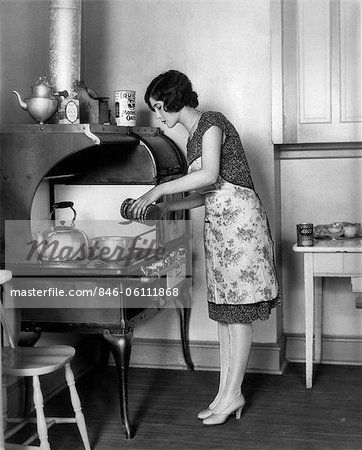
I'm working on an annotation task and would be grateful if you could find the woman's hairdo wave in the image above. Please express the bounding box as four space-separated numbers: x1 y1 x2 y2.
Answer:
144 70 199 112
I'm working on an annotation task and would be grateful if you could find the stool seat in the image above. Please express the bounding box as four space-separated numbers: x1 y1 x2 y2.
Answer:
3 345 75 377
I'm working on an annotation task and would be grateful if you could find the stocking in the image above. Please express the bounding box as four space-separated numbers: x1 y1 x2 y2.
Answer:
209 322 230 409
213 322 252 412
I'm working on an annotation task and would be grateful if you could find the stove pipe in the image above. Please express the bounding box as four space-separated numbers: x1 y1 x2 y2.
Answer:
49 0 82 95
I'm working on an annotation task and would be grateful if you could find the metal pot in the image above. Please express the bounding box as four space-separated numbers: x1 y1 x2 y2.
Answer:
33 201 89 262
13 76 68 124
89 236 136 263
89 227 156 264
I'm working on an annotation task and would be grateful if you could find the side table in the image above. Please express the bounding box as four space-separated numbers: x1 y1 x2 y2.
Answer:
293 238 362 388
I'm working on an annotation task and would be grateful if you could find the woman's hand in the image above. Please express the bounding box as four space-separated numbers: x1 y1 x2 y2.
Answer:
129 186 162 218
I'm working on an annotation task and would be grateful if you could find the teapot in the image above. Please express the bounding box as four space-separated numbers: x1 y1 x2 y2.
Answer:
34 201 89 262
13 76 68 124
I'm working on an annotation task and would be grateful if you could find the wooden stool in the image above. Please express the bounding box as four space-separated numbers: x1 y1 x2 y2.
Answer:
0 270 91 449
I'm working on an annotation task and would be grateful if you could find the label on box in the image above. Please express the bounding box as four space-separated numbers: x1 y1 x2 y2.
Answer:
65 100 78 123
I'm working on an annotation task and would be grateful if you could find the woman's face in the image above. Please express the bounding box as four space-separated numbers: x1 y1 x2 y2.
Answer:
149 97 178 128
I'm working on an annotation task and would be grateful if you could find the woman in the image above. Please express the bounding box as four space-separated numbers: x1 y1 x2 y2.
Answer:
130 70 280 425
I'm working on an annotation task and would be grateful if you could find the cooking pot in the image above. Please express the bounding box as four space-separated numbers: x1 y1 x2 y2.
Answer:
33 201 89 262
89 228 156 264
89 236 136 263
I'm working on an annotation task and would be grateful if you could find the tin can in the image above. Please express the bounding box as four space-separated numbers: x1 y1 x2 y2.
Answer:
296 223 314 246
115 90 136 126
120 198 135 220
58 96 80 124
120 198 161 225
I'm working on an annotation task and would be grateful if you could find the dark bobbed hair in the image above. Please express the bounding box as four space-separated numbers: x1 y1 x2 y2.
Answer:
144 70 199 112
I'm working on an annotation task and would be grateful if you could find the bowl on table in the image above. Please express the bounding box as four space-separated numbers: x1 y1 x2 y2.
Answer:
314 222 344 239
343 222 360 238
326 222 344 238
314 222 361 239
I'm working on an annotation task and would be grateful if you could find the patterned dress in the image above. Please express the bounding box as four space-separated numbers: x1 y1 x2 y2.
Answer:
187 111 281 323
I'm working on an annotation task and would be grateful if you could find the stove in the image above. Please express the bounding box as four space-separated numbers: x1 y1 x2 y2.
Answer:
0 124 193 439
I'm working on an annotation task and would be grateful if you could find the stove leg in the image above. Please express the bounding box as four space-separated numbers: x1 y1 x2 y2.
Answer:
97 335 111 368
174 290 194 371
17 330 42 418
103 329 134 439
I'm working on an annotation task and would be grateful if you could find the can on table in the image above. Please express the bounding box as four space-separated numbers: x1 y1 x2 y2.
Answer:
296 223 314 246
115 90 136 126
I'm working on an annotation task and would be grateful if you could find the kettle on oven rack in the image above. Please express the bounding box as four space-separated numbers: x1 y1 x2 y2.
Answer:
33 201 89 263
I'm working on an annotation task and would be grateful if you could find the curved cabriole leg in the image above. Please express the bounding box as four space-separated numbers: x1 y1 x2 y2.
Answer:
65 364 91 450
32 375 50 450
103 330 134 439
22 378 32 420
174 289 194 371
17 330 42 420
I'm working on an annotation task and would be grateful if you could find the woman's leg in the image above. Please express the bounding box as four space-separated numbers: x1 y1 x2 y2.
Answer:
213 322 252 412
209 322 230 408
197 322 230 418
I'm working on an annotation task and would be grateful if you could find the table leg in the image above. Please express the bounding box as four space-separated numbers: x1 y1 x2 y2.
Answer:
314 277 323 364
103 329 134 439
174 287 194 371
304 253 314 389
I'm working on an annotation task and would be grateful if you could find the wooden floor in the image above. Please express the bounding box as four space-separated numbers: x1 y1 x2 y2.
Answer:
9 363 362 449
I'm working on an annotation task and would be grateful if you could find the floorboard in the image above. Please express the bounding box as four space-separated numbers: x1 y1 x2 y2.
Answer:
7 363 362 449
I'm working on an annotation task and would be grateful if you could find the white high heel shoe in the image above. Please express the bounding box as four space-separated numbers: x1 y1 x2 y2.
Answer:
202 394 245 425
197 407 213 420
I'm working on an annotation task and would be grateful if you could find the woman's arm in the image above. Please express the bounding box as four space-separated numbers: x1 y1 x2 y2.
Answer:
130 125 222 217
161 192 205 213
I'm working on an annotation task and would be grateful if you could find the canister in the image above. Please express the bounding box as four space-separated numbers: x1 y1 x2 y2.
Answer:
296 223 314 246
120 198 161 225
115 90 136 126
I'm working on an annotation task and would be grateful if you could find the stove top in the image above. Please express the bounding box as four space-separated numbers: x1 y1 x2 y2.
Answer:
7 247 186 278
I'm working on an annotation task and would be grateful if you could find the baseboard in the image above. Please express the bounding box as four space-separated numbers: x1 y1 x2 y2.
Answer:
121 334 287 374
286 333 362 365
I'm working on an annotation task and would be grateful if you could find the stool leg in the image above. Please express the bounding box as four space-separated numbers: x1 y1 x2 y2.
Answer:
65 364 91 450
32 375 50 450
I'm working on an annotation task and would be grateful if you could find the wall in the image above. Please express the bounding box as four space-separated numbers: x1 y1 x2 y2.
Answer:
278 0 362 365
81 0 280 345
0 0 49 124
0 1 282 368
281 152 362 363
